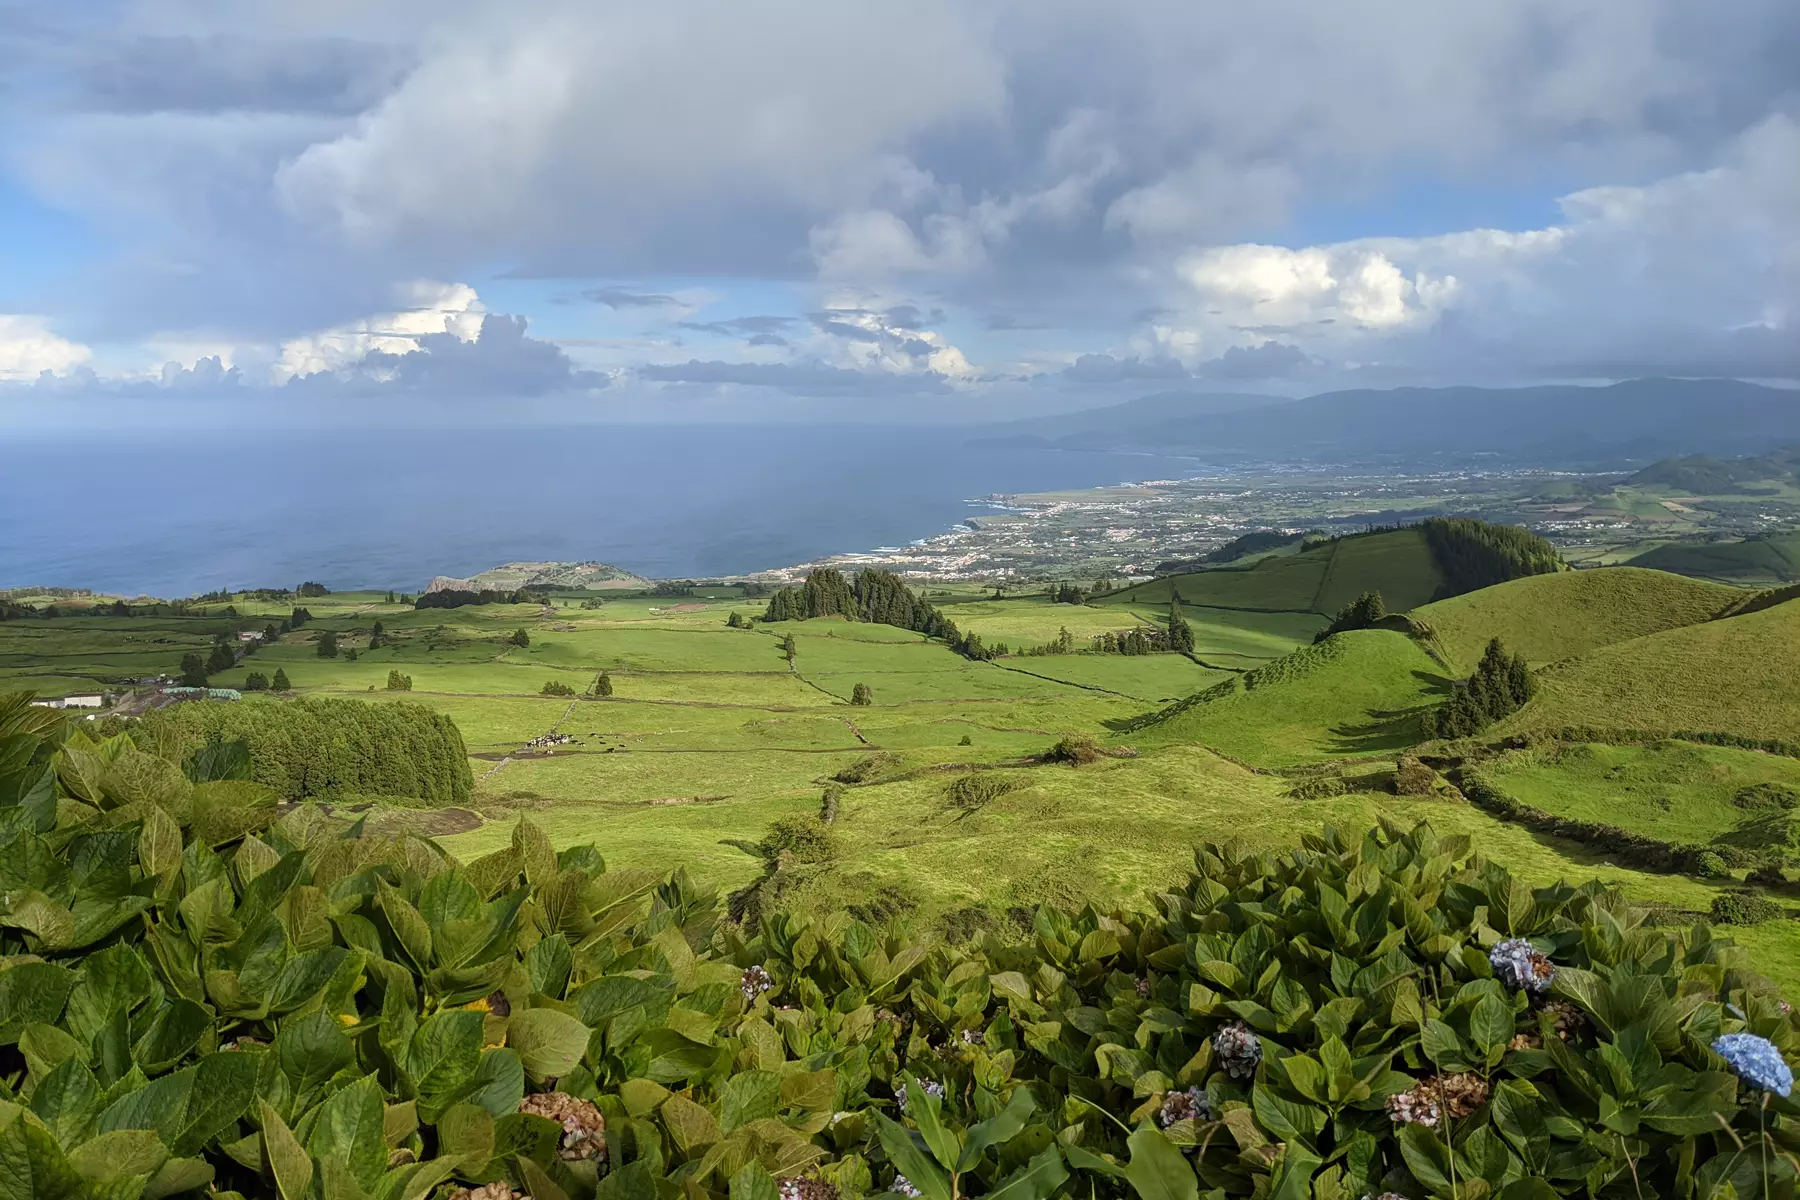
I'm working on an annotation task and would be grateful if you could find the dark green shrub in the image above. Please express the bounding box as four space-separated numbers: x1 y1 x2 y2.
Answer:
541 679 577 696
1694 850 1730 878
1287 774 1348 800
946 772 1022 810
834 751 900 783
1043 733 1101 765
1736 782 1800 810
1393 754 1437 795
1710 890 1785 925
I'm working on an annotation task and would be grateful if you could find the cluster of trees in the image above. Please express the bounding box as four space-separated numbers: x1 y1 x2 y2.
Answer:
140 694 472 804
243 671 270 691
1314 590 1387 642
590 671 613 697
510 628 531 647
762 568 949 635
1421 516 1564 594
541 680 577 697
726 611 749 628
386 669 413 691
295 581 331 597
850 682 873 706
1425 636 1536 738
368 620 389 649
316 630 339 658
1090 628 1165 655
1167 594 1195 654
288 607 314 628
1050 583 1085 604
1019 626 1080 656
241 668 293 691
413 587 541 610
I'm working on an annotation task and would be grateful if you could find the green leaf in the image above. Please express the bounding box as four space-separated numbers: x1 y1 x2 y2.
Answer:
873 1114 952 1200
906 1075 960 1172
987 1146 1069 1200
132 999 210 1072
98 1050 258 1156
518 1156 572 1200
526 935 573 998
729 1162 781 1200
140 1156 214 1200
0 1107 84 1200
464 1048 526 1118
1123 1127 1197 1200
305 1074 387 1190
403 1010 482 1119
661 1093 721 1153
506 1008 590 1081
66 1128 167 1189
1420 1019 1472 1072
436 1103 495 1171
1469 994 1514 1065
513 817 558 888
28 1059 100 1149
138 804 182 879
259 1099 314 1200
277 1009 355 1095
720 1070 782 1133
957 1085 1035 1170
0 963 75 1044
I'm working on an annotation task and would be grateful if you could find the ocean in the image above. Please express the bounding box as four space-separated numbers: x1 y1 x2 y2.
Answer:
1 423 1199 595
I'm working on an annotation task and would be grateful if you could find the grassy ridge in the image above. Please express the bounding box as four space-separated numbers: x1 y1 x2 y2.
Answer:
1629 531 1800 583
1127 629 1448 765
1313 526 1445 614
1414 566 1742 670
1504 598 1800 741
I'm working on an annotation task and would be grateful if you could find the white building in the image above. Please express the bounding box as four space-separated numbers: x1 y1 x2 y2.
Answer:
30 693 104 709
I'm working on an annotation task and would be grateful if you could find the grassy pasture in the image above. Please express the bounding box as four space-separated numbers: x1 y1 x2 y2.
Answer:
1482 739 1800 846
1504 598 1800 742
1101 549 1330 611
1414 566 1743 671
1628 532 1800 584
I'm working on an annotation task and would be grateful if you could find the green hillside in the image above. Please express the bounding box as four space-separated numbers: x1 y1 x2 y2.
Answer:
1628 531 1800 583
1414 565 1741 670
1503 597 1800 741
1103 527 1445 614
1126 628 1448 765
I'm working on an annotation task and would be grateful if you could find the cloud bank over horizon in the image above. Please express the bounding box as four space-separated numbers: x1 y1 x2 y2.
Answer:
1 1 1796 410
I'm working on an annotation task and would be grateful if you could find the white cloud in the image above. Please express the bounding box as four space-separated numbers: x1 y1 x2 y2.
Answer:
275 280 484 379
0 316 92 380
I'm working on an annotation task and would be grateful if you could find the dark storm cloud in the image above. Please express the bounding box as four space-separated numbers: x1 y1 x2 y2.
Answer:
583 287 681 309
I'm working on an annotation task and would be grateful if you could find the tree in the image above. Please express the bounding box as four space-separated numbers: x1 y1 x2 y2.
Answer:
316 630 339 658
369 620 386 649
206 642 235 675
781 634 796 662
272 668 291 691
344 648 358 662
850 682 873 706
386 670 412 691
386 590 397 604
511 628 531 648
727 611 746 629
592 671 613 698
243 671 270 691
289 607 312 629
179 653 209 688
1167 592 1195 655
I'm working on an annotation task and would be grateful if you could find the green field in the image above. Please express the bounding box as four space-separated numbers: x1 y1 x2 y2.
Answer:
1504 597 1800 741
1414 566 1742 670
1629 531 1800 583
1482 739 1800 845
1102 527 1445 615
13 555 1800 992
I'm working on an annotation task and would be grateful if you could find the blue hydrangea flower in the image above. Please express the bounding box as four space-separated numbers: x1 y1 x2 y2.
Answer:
1489 938 1554 994
1713 1032 1794 1097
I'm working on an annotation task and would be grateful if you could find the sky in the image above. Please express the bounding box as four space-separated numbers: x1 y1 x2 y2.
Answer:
0 0 1797 421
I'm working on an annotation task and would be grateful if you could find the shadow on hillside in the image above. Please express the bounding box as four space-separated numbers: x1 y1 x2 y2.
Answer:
1325 671 1453 756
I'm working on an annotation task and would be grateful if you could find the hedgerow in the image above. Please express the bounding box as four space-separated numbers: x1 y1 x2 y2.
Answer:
1 689 1798 1200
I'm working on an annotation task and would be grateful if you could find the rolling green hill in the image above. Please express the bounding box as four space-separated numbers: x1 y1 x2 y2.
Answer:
1103 527 1446 614
1414 566 1742 671
1502 597 1800 741
1627 532 1800 584
1125 628 1448 765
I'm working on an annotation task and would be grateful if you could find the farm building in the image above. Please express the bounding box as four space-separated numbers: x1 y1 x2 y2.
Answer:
29 693 104 709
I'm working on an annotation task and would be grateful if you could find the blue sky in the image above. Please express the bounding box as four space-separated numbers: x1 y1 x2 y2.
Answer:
0 1 1795 414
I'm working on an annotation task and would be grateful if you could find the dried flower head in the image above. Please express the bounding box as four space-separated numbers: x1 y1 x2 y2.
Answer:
778 1179 840 1200
448 1185 524 1200
1387 1073 1488 1126
519 1091 608 1163
741 965 775 1002
960 1028 985 1046
1212 1021 1262 1079
1489 938 1555 994
892 1175 923 1198
1158 1087 1211 1127
1135 977 1152 999
1713 1032 1795 1097
1385 1088 1441 1128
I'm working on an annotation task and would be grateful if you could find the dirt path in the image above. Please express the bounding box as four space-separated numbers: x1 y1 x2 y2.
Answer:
480 699 579 785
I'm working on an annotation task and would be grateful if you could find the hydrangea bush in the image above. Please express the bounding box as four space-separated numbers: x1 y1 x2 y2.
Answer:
0 690 1796 1200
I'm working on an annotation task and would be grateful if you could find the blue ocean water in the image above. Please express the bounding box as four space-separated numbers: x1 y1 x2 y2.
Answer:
0 424 1198 595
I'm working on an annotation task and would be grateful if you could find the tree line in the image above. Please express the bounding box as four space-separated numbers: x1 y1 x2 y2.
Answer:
1421 516 1564 595
136 695 472 805
413 587 545 610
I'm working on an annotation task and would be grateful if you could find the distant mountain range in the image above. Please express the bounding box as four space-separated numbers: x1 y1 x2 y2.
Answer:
974 378 1800 464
